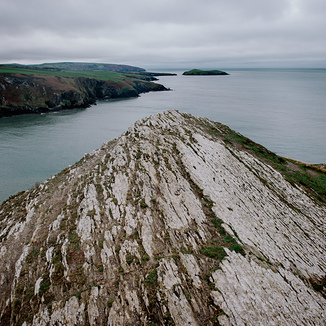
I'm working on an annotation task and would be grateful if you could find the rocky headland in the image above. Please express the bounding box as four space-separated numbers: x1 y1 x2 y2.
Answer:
0 63 169 118
0 110 325 325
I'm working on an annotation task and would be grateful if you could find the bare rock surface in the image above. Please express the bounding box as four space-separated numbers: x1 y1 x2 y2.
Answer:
0 110 325 325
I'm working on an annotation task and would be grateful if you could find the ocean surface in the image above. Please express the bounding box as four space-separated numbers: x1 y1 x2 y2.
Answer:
0 68 325 204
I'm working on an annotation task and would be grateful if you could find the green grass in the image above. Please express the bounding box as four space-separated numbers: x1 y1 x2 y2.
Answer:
87 209 96 216
144 269 158 289
284 169 326 202
200 245 227 260
126 253 135 265
183 69 229 75
39 274 51 295
223 128 286 165
26 248 40 263
210 122 326 203
0 65 145 83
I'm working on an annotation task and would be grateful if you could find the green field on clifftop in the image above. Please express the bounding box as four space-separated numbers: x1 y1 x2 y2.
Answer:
0 65 149 83
183 69 229 75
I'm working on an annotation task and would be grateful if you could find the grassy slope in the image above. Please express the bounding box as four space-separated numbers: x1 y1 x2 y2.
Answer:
29 62 146 72
209 121 326 203
0 65 147 83
182 114 326 204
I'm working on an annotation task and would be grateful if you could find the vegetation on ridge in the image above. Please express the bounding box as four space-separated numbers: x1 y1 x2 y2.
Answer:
0 64 146 81
183 69 229 75
0 111 325 325
185 114 326 204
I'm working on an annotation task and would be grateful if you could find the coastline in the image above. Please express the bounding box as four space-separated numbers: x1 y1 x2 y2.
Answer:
0 74 168 118
1 68 325 204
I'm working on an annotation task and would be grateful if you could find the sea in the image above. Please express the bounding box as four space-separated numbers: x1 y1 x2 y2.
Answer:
0 68 325 204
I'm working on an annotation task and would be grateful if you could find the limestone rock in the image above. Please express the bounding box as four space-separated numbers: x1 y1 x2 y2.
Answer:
0 110 325 325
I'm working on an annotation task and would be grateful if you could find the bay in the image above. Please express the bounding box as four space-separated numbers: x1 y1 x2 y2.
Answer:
0 68 325 204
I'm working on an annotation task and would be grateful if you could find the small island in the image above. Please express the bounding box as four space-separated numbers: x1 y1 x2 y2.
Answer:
183 69 229 75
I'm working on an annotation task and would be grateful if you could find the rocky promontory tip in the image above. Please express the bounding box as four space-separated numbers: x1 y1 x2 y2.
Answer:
0 110 325 325
183 69 229 75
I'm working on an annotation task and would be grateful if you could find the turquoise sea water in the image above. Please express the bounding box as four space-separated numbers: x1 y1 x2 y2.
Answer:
0 69 325 203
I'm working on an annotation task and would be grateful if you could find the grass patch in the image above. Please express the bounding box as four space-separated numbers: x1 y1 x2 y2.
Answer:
87 209 96 217
26 248 40 263
39 274 51 296
212 122 326 203
224 128 286 165
0 65 143 82
144 269 158 289
136 150 142 159
140 249 150 264
200 245 227 261
126 253 135 265
284 169 326 202
69 232 79 243
99 238 105 248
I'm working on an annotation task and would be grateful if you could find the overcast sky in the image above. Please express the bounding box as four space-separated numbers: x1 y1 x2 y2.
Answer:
1 0 325 69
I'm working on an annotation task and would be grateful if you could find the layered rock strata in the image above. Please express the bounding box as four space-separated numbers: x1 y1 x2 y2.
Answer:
0 110 325 325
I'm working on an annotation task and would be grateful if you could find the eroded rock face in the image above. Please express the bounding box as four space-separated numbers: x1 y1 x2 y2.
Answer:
0 75 167 118
0 110 325 325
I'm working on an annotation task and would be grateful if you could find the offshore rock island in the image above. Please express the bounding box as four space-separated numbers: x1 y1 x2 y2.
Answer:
0 110 326 325
0 63 170 118
183 69 229 76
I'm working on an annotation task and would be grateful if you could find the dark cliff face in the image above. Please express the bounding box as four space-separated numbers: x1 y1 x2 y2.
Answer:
0 111 325 326
0 74 167 118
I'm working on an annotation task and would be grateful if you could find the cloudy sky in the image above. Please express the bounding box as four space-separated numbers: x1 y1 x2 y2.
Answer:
1 0 325 69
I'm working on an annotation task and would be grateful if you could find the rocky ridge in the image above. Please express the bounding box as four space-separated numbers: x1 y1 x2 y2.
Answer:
0 110 325 325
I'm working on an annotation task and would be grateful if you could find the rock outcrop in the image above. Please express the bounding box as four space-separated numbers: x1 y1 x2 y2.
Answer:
0 110 325 325
183 69 229 75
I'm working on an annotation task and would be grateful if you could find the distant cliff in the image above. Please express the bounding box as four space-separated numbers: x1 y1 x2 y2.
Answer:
0 64 168 117
0 111 325 325
27 62 147 72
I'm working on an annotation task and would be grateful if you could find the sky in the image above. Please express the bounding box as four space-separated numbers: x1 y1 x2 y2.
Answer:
1 0 326 69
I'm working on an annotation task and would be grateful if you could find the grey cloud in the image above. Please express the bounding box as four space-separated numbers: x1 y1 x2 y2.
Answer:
1 0 325 68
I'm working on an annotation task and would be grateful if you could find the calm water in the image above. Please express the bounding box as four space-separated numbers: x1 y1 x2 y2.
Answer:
1 69 325 203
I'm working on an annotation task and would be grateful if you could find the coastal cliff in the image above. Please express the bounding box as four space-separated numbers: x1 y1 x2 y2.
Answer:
0 64 168 117
0 110 325 325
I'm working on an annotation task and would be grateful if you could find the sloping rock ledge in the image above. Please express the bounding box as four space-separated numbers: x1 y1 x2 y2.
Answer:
0 110 325 325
